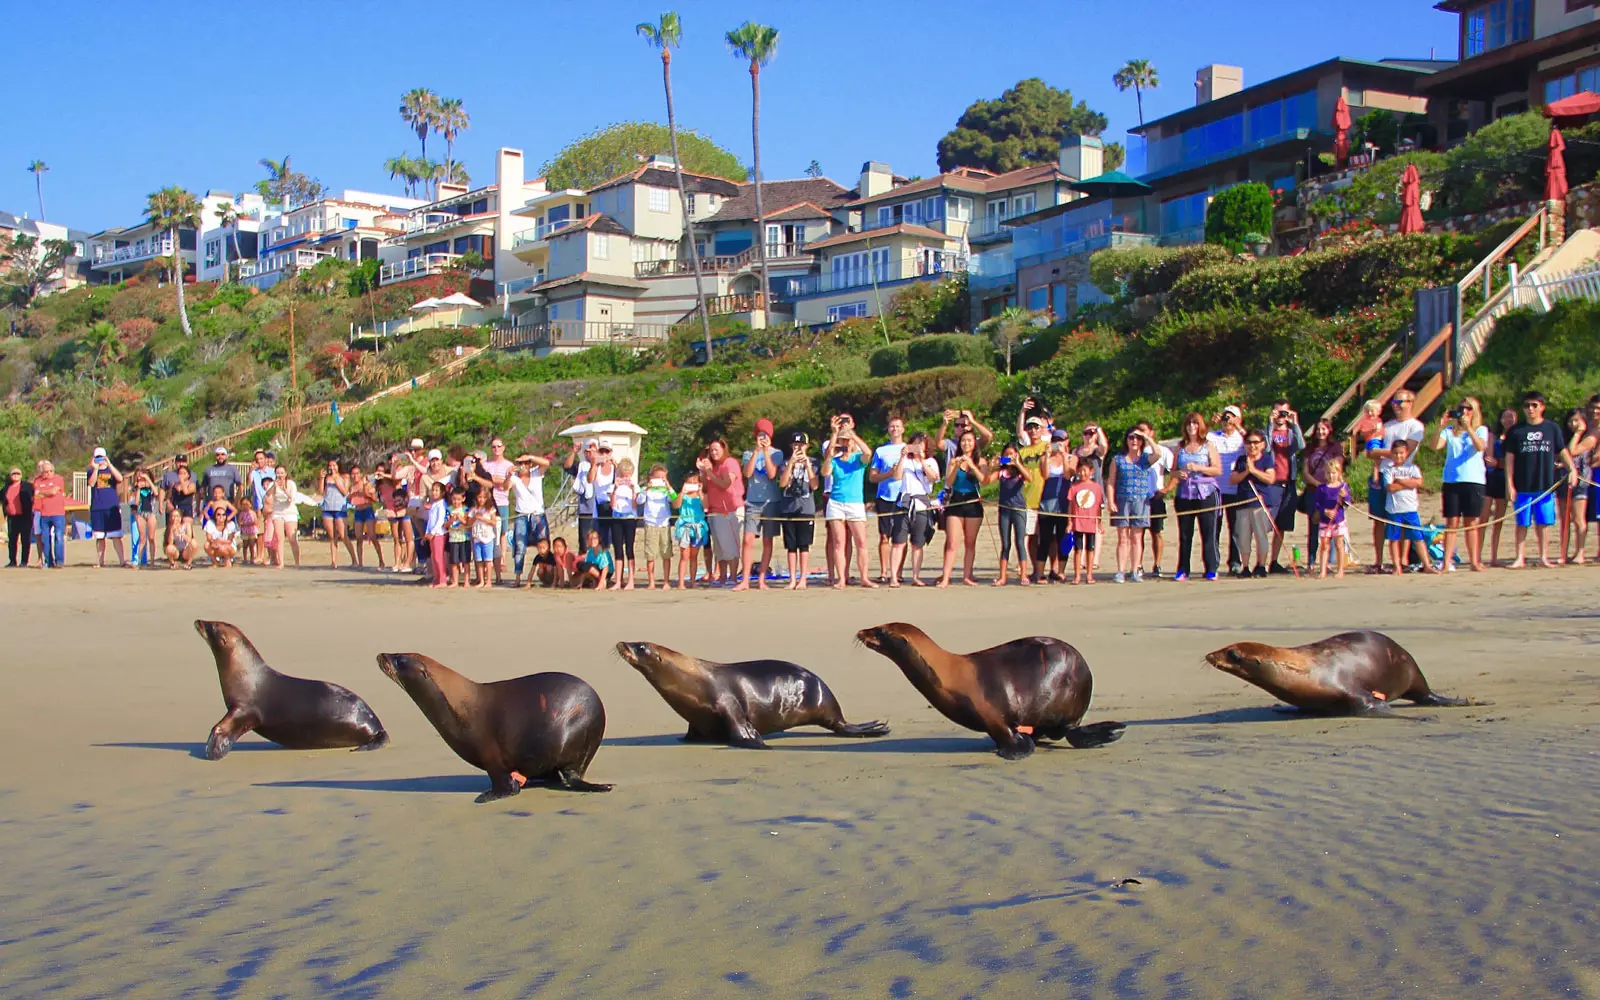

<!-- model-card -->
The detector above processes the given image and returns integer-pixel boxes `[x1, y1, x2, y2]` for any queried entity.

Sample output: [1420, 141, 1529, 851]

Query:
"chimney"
[859, 161, 893, 199]
[1195, 64, 1243, 105]
[646, 154, 677, 169]
[1058, 133, 1105, 182]
[493, 147, 525, 285]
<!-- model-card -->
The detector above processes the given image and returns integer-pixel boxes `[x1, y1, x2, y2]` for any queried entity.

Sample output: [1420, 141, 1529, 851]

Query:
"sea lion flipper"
[352, 730, 389, 752]
[991, 727, 1035, 760]
[555, 768, 613, 793]
[726, 718, 769, 750]
[829, 719, 891, 738]
[1410, 692, 1475, 707]
[204, 707, 257, 761]
[475, 772, 522, 804]
[1063, 721, 1126, 749]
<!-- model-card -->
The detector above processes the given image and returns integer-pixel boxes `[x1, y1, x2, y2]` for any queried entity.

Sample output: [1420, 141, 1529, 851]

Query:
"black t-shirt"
[1232, 453, 1283, 507]
[1505, 420, 1567, 493]
[532, 551, 555, 569]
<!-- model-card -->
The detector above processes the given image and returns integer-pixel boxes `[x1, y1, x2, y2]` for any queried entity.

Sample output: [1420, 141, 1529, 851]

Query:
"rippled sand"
[2, 553, 1597, 998]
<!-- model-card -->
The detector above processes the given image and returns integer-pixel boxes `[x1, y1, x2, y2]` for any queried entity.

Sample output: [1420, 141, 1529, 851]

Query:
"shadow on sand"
[254, 775, 485, 794]
[1124, 706, 1294, 727]
[95, 741, 283, 760]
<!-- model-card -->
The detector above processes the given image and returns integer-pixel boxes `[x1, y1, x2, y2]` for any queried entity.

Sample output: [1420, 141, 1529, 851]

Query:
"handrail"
[1320, 340, 1398, 425]
[1342, 323, 1453, 434]
[1455, 205, 1545, 305]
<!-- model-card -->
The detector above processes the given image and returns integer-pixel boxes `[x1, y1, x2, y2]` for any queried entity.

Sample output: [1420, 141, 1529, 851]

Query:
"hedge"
[905, 333, 990, 371]
[1088, 244, 1232, 298]
[869, 343, 909, 377]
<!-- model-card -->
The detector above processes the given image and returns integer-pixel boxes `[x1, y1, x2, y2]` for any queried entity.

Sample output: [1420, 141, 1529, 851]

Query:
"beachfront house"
[240, 192, 419, 290]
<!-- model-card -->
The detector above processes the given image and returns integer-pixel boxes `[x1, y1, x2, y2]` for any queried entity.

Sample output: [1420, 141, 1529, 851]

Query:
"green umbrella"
[1067, 171, 1152, 197]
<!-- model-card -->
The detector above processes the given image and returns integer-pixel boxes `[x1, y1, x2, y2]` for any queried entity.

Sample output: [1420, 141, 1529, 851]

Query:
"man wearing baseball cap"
[1209, 405, 1247, 576]
[202, 447, 243, 505]
[734, 418, 785, 590]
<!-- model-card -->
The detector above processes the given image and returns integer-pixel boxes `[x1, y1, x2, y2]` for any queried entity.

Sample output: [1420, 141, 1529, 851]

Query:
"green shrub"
[1089, 243, 1232, 298]
[869, 343, 909, 377]
[1337, 151, 1448, 225]
[886, 273, 969, 333]
[1457, 298, 1600, 413]
[906, 333, 990, 371]
[1205, 182, 1275, 250]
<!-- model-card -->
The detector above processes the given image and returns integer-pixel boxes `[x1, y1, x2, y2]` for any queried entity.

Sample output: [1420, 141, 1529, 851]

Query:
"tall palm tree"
[27, 160, 49, 221]
[1113, 59, 1160, 126]
[400, 88, 440, 187]
[385, 154, 415, 197]
[639, 12, 713, 360]
[259, 155, 295, 210]
[725, 21, 780, 326]
[432, 161, 470, 188]
[437, 98, 470, 195]
[213, 199, 241, 282]
[145, 186, 201, 336]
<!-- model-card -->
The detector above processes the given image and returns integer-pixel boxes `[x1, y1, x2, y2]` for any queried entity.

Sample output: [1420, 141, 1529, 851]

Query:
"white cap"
[410, 438, 425, 449]
[92, 447, 108, 459]
[427, 448, 443, 460]
[215, 446, 228, 455]
[1223, 405, 1242, 419]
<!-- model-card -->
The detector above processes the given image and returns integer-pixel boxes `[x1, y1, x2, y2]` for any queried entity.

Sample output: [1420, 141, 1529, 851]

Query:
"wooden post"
[286, 301, 298, 444]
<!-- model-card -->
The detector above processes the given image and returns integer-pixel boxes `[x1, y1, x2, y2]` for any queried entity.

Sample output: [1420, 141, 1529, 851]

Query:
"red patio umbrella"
[1545, 125, 1569, 203]
[1398, 163, 1424, 234]
[1333, 96, 1353, 166]
[1543, 91, 1600, 122]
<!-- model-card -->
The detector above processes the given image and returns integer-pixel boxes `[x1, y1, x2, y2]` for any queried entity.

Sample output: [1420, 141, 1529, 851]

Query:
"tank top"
[997, 470, 1025, 510]
[349, 479, 372, 508]
[1176, 444, 1218, 500]
[137, 485, 156, 514]
[322, 477, 348, 512]
[1039, 459, 1070, 512]
[591, 465, 615, 504]
[1112, 453, 1152, 503]
[953, 467, 979, 494]
[171, 483, 196, 518]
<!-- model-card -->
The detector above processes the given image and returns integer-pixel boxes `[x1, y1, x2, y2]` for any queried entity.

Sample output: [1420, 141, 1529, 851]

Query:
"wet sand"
[2, 552, 1598, 999]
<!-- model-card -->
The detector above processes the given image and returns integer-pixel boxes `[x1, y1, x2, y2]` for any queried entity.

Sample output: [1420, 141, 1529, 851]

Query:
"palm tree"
[725, 21, 780, 327]
[437, 98, 470, 195]
[145, 186, 202, 337]
[433, 161, 470, 188]
[27, 160, 49, 220]
[213, 200, 241, 282]
[639, 12, 714, 361]
[385, 154, 416, 197]
[259, 155, 296, 210]
[978, 306, 1036, 376]
[1113, 59, 1160, 126]
[399, 88, 440, 185]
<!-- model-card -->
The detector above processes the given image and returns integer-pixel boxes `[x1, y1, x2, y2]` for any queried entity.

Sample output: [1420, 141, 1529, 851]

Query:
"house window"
[648, 187, 670, 213]
[925, 196, 942, 220]
[877, 206, 893, 228]
[1465, 1, 1529, 57]
[550, 303, 559, 320]
[593, 234, 610, 260]
[204, 239, 221, 268]
[827, 301, 869, 322]
[1012, 193, 1037, 217]
[903, 200, 923, 225]
[1026, 285, 1049, 311]
[686, 194, 696, 215]
[949, 196, 972, 222]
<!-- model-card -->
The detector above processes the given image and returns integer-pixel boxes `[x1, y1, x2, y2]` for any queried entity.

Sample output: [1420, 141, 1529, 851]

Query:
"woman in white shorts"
[822, 413, 875, 590]
[268, 465, 302, 567]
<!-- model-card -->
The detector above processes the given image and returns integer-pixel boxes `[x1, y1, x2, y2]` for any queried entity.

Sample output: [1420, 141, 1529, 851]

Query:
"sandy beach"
[1, 547, 1597, 999]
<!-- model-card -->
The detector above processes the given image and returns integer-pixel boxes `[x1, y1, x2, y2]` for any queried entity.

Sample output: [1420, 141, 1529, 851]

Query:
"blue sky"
[1, 0, 1459, 232]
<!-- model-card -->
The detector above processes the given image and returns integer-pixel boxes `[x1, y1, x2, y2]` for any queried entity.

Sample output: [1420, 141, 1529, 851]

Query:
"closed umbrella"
[1545, 126, 1569, 203]
[1398, 163, 1424, 235]
[1333, 96, 1353, 167]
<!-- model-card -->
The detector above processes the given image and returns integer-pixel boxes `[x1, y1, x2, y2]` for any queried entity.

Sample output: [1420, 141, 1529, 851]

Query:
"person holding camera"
[823, 413, 875, 590]
[697, 437, 744, 585]
[868, 416, 909, 585]
[1264, 399, 1304, 573]
[777, 431, 820, 589]
[734, 419, 785, 592]
[86, 447, 128, 568]
[1430, 396, 1489, 572]
[1031, 429, 1077, 582]
[937, 427, 989, 588]
[894, 432, 941, 586]
[937, 408, 994, 470]
[987, 441, 1036, 586]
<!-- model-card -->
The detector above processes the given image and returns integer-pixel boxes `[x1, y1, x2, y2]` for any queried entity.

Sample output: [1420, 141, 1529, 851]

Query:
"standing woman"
[4, 467, 34, 567]
[937, 429, 988, 588]
[822, 415, 875, 590]
[1075, 422, 1110, 570]
[1034, 430, 1078, 583]
[987, 441, 1035, 586]
[348, 465, 384, 570]
[86, 447, 128, 568]
[897, 433, 941, 586]
[588, 443, 619, 551]
[1167, 413, 1222, 581]
[1430, 397, 1488, 572]
[1482, 407, 1518, 566]
[1586, 396, 1600, 563]
[1299, 418, 1345, 570]
[130, 465, 160, 568]
[696, 438, 743, 584]
[269, 465, 303, 567]
[1559, 408, 1595, 564]
[1106, 428, 1158, 583]
[319, 459, 357, 568]
[777, 431, 820, 590]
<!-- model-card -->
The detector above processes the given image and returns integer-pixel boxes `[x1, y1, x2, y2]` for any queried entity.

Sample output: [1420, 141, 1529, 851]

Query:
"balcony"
[706, 292, 765, 316]
[398, 211, 484, 239]
[775, 251, 968, 301]
[490, 319, 672, 352]
[239, 248, 335, 287]
[511, 219, 581, 248]
[966, 217, 1019, 241]
[380, 252, 461, 285]
[634, 253, 745, 278]
[1131, 89, 1321, 183]
[496, 274, 546, 298]
[91, 236, 174, 268]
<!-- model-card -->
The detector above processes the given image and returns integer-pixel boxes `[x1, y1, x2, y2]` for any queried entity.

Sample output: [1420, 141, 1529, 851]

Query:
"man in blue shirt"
[869, 416, 908, 584]
[734, 418, 785, 591]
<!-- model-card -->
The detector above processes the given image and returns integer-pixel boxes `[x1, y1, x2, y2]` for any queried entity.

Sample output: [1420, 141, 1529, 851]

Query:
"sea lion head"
[377, 652, 440, 696]
[615, 641, 669, 675]
[194, 620, 260, 668]
[1205, 641, 1286, 683]
[855, 622, 927, 658]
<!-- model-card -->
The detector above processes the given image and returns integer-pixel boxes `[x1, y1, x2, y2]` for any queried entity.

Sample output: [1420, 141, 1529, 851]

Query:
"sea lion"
[195, 619, 387, 760]
[377, 653, 611, 802]
[854, 623, 1123, 759]
[1205, 630, 1475, 716]
[615, 641, 889, 749]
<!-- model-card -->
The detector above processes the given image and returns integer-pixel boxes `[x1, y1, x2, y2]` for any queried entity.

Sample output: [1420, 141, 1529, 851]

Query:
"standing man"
[1135, 420, 1173, 578]
[868, 415, 908, 585]
[1366, 391, 1424, 573]
[1504, 390, 1574, 569]
[1263, 400, 1304, 573]
[936, 408, 995, 470]
[564, 438, 598, 551]
[734, 419, 784, 591]
[1208, 406, 1247, 576]
[33, 460, 67, 568]
[1018, 401, 1052, 580]
[202, 447, 243, 505]
[481, 437, 516, 584]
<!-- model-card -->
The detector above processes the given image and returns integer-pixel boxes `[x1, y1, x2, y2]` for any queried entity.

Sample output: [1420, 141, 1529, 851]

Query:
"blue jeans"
[39, 514, 66, 567]
[511, 513, 549, 575]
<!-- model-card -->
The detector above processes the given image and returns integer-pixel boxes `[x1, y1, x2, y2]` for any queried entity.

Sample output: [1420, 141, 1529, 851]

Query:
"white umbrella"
[409, 297, 444, 311]
[435, 292, 482, 308]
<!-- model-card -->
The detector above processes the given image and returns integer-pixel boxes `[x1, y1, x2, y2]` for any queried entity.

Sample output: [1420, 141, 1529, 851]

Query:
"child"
[535, 536, 578, 588]
[260, 495, 284, 569]
[673, 472, 709, 589]
[1314, 459, 1353, 579]
[237, 497, 260, 566]
[527, 537, 556, 588]
[204, 507, 240, 568]
[423, 483, 449, 588]
[578, 528, 612, 590]
[1382, 439, 1436, 574]
[609, 458, 639, 591]
[1068, 462, 1103, 585]
[469, 496, 499, 590]
[638, 465, 677, 590]
[164, 509, 196, 569]
[446, 488, 471, 588]
[388, 481, 414, 574]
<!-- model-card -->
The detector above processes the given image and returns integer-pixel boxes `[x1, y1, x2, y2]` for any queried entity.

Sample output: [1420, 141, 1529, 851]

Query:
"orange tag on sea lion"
[1016, 725, 1035, 735]
[510, 771, 527, 787]
[1371, 692, 1387, 701]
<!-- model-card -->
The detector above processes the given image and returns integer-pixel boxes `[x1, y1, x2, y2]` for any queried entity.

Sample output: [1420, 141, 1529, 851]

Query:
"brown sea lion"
[195, 619, 387, 760]
[1205, 631, 1475, 716]
[615, 641, 889, 749]
[855, 623, 1123, 759]
[377, 653, 611, 802]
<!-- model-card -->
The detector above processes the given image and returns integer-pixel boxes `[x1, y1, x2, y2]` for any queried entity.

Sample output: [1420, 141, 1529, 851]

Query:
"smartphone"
[999, 456, 1012, 466]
